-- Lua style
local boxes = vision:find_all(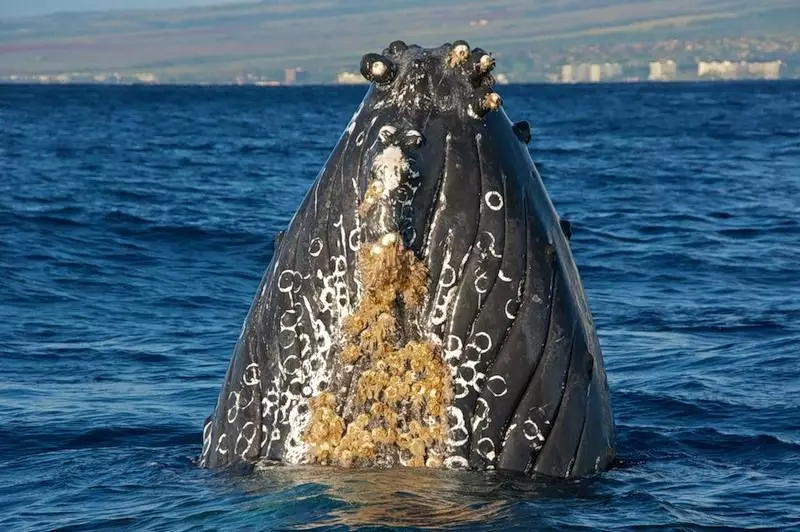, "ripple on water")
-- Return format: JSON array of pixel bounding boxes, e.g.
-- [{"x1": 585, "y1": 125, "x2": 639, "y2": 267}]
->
[{"x1": 1, "y1": 82, "x2": 799, "y2": 530}]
